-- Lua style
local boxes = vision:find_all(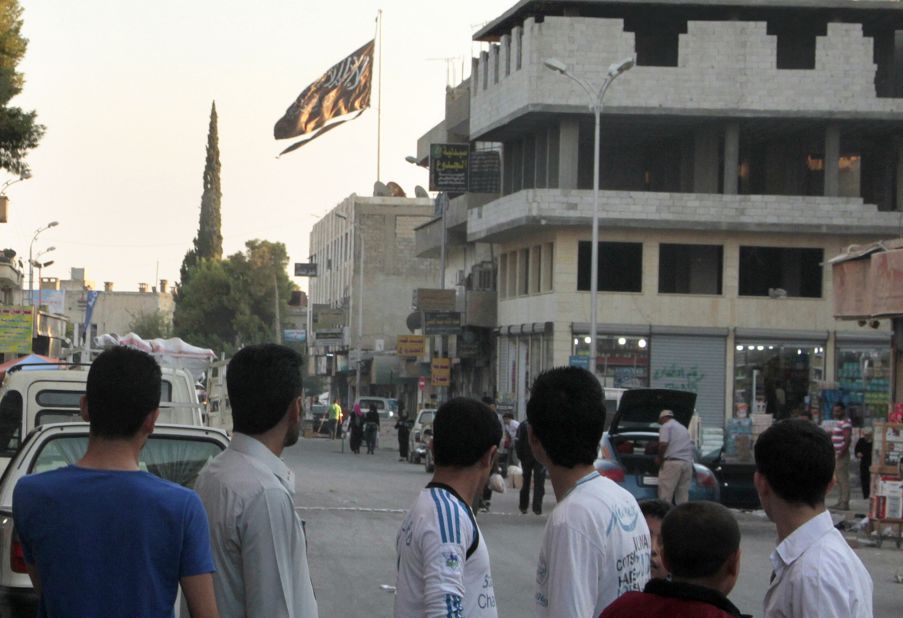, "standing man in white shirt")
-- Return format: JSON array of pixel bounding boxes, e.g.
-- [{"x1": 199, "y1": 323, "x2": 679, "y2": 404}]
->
[
  {"x1": 194, "y1": 344, "x2": 318, "y2": 617},
  {"x1": 394, "y1": 397, "x2": 502, "y2": 618},
  {"x1": 656, "y1": 409, "x2": 695, "y2": 505},
  {"x1": 755, "y1": 419, "x2": 872, "y2": 618},
  {"x1": 527, "y1": 367, "x2": 650, "y2": 617}
]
